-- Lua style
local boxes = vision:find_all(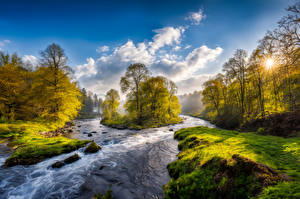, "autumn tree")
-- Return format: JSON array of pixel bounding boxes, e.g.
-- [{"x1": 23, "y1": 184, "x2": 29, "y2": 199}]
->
[{"x1": 32, "y1": 44, "x2": 81, "y2": 122}]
